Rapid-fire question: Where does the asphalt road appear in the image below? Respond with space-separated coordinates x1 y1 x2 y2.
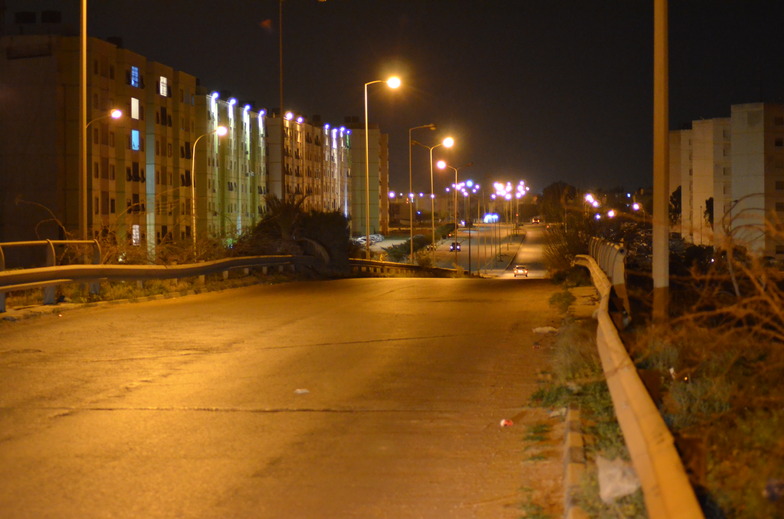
0 277 564 518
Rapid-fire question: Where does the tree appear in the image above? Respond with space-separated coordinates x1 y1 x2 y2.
540 181 576 223
704 197 714 226
669 185 682 226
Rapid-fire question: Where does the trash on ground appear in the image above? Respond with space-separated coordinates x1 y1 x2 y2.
499 419 514 427
294 388 310 395
597 455 641 503
532 326 558 334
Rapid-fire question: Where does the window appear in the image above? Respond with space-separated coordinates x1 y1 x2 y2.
110 164 115 180
775 138 784 148
776 202 784 212
41 11 62 23
159 76 168 96
110 198 116 214
775 181 784 191
131 129 141 151
14 12 36 23
777 245 784 255
130 66 140 88
131 97 140 119
132 225 141 246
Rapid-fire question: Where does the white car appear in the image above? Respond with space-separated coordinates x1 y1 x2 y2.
513 265 528 277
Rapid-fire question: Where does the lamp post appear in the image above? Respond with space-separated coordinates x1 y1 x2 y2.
408 124 436 263
190 125 227 250
364 76 401 259
82 108 123 239
437 161 472 269
413 137 454 260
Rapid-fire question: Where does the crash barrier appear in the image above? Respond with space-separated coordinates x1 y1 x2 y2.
588 237 631 327
349 258 464 278
574 254 704 519
0 254 310 313
0 240 102 312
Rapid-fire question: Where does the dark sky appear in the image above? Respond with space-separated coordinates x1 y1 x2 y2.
89 1 784 195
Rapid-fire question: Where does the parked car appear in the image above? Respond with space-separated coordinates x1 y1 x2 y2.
513 265 528 277
449 242 461 252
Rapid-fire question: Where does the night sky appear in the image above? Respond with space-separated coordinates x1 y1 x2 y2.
89 1 784 196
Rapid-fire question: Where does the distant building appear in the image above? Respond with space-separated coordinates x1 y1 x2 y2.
1 20 356 258
344 118 389 237
671 103 784 258
730 103 784 256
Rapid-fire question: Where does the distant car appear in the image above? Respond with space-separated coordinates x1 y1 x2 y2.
531 217 541 224
449 242 461 252
513 265 528 277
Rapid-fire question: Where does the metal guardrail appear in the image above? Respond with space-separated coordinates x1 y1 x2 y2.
349 259 462 278
575 253 703 519
0 255 310 313
588 236 631 326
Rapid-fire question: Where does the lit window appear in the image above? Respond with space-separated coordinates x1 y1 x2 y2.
132 225 141 246
130 66 140 88
131 98 139 119
159 76 168 97
131 129 141 151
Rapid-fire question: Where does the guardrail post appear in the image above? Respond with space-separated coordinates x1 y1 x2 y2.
90 240 102 295
43 240 57 305
0 245 5 312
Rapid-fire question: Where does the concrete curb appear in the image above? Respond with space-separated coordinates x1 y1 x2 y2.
564 405 589 519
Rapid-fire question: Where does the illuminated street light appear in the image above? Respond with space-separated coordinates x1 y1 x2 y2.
413 136 454 259
437 160 472 270
82 108 124 239
364 76 401 258
191 125 228 250
408 124 436 263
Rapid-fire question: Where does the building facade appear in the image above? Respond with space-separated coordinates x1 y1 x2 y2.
1 32 360 257
671 103 784 258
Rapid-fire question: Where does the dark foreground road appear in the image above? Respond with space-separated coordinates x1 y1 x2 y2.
0 278 564 518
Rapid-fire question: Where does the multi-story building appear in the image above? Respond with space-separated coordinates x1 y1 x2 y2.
669 128 692 238
1 2 378 256
265 114 352 217
345 119 389 237
671 103 784 258
691 118 731 246
730 103 784 256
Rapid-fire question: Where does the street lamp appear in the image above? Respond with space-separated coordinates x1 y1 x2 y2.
408 124 436 263
413 136 454 260
191 125 228 250
364 76 401 259
437 160 472 270
82 108 123 239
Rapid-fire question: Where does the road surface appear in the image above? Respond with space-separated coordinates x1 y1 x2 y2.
0 277 564 518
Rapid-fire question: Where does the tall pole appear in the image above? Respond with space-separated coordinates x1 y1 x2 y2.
364 81 375 259
278 0 286 201
653 0 669 322
408 124 435 263
190 134 208 250
429 147 436 261
453 168 458 268
79 0 88 239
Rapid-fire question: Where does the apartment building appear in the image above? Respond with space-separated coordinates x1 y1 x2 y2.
731 103 784 256
344 119 389 237
266 114 352 217
669 128 691 238
671 103 784 258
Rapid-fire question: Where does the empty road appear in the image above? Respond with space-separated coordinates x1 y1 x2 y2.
0 277 564 518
